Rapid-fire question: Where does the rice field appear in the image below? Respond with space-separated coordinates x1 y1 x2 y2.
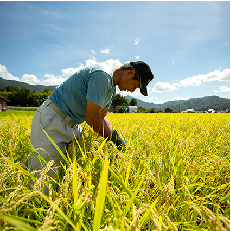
0 111 230 230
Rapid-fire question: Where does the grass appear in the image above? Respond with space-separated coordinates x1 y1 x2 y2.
0 111 230 230
7 107 37 112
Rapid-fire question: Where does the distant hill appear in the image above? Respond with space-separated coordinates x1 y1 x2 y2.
0 77 57 93
0 77 229 111
125 95 230 112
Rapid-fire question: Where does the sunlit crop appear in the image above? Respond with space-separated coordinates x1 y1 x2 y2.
0 111 230 230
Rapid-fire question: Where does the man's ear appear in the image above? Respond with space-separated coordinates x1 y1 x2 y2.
126 69 136 76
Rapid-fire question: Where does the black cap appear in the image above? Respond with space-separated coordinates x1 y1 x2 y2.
130 61 154 96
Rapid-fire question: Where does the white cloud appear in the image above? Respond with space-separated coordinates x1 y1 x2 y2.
63 56 103 78
100 48 111 54
116 86 140 97
42 74 67 86
0 63 67 86
180 69 230 87
173 83 180 87
142 68 231 95
0 59 122 87
85 58 97 66
81 58 122 69
21 74 40 85
214 86 230 93
135 38 140 45
202 70 220 82
172 59 174 64
180 76 202 87
101 59 122 68
61 58 122 79
219 69 230 81
0 64 20 81
2 59 229 96
219 86 230 92
142 96 161 104
135 56 139 60
202 69 229 82
152 81 177 92
61 67 81 77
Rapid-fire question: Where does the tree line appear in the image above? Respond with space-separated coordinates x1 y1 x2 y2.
0 86 139 109
111 94 140 113
0 86 52 107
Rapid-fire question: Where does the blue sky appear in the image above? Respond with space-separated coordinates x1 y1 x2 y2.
0 1 230 104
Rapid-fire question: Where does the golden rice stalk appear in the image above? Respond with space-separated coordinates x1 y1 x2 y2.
93 149 109 231
200 205 227 231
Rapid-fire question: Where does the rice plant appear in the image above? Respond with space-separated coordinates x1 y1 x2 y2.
0 111 229 230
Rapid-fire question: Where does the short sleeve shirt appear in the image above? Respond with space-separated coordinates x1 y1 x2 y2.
49 64 116 124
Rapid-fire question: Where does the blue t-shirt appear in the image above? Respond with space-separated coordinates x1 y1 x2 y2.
49 64 116 124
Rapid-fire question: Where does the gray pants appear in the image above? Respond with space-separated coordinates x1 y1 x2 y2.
28 99 82 191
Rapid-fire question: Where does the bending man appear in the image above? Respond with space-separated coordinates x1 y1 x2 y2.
28 61 154 191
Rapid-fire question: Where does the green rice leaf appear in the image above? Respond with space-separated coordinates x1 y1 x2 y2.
125 155 133 187
3 160 36 182
109 168 141 208
0 212 36 231
123 177 144 216
92 137 108 165
6 214 42 224
106 190 122 217
93 152 109 231
73 131 87 162
72 143 79 226
37 191 78 231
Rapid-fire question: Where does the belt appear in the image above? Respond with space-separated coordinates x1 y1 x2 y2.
47 100 76 126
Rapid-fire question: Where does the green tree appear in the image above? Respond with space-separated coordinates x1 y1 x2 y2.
39 90 52 105
115 106 127 113
0 91 17 106
42 88 52 93
19 87 31 106
112 94 129 106
28 90 40 106
5 85 20 92
130 98 137 106
138 106 145 113
0 86 52 107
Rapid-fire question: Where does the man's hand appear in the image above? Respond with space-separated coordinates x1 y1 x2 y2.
111 130 127 151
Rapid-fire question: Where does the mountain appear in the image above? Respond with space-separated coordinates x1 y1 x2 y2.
176 96 230 112
0 77 57 93
0 77 230 111
125 95 230 112
125 96 156 109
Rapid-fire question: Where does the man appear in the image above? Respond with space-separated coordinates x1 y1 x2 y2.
28 61 154 191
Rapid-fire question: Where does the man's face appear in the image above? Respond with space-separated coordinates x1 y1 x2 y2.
118 71 140 93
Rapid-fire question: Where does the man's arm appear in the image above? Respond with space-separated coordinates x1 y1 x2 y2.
99 107 113 132
85 100 126 150
85 100 112 138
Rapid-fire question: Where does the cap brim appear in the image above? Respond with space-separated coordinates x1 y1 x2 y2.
140 80 148 96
